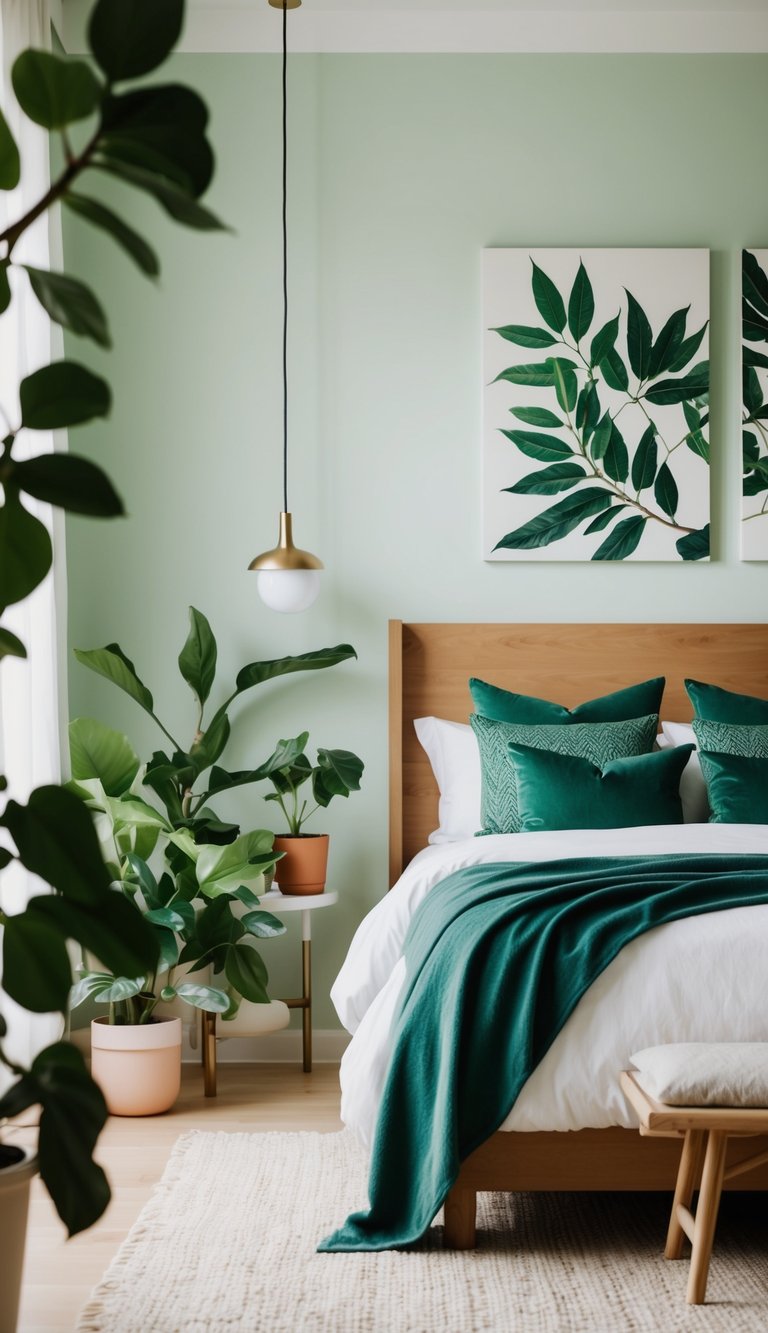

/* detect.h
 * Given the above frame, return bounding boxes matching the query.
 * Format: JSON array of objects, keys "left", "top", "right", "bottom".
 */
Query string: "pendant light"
[{"left": 249, "top": 0, "right": 323, "bottom": 613}]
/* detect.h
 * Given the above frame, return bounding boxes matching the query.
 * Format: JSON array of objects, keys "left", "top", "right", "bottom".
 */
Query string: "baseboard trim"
[{"left": 180, "top": 1026, "right": 349, "bottom": 1064}]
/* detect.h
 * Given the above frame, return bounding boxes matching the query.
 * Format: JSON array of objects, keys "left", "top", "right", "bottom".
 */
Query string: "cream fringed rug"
[{"left": 77, "top": 1130, "right": 768, "bottom": 1333}]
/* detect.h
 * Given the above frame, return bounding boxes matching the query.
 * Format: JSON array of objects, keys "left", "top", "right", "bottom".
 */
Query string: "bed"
[{"left": 333, "top": 622, "right": 768, "bottom": 1249}]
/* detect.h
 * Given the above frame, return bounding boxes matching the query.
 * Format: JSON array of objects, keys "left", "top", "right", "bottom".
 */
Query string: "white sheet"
[{"left": 331, "top": 825, "right": 768, "bottom": 1145}]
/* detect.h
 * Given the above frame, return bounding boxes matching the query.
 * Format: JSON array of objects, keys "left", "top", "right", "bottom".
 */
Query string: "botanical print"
[
  {"left": 483, "top": 249, "right": 710, "bottom": 561},
  {"left": 742, "top": 249, "right": 768, "bottom": 559}
]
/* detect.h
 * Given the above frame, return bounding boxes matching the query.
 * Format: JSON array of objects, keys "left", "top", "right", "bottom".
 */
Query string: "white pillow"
[
  {"left": 413, "top": 716, "right": 481, "bottom": 844},
  {"left": 660, "top": 720, "right": 709, "bottom": 823},
  {"left": 631, "top": 1042, "right": 768, "bottom": 1107}
]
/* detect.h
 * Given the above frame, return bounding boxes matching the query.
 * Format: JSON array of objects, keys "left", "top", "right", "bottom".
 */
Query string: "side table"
[{"left": 201, "top": 888, "right": 338, "bottom": 1095}]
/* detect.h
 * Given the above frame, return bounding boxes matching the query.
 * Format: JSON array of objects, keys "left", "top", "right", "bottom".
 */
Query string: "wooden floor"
[{"left": 16, "top": 1063, "right": 343, "bottom": 1333}]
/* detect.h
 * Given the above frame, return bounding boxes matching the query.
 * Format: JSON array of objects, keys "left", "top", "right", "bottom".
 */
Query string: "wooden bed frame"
[{"left": 387, "top": 621, "right": 768, "bottom": 1247}]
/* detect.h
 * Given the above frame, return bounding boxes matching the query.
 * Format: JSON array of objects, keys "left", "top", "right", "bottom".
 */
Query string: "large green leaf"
[
  {"left": 28, "top": 1042, "right": 109, "bottom": 1236},
  {"left": 599, "top": 347, "right": 629, "bottom": 392},
  {"left": 174, "top": 982, "right": 230, "bottom": 1012},
  {"left": 493, "top": 362, "right": 555, "bottom": 388},
  {"left": 743, "top": 298, "right": 768, "bottom": 343},
  {"left": 583, "top": 504, "right": 628, "bottom": 534},
  {"left": 0, "top": 490, "right": 52, "bottom": 607},
  {"left": 576, "top": 381, "right": 599, "bottom": 438},
  {"left": 25, "top": 267, "right": 111, "bottom": 347},
  {"left": 225, "top": 943, "right": 269, "bottom": 1004},
  {"left": 0, "top": 107, "right": 20, "bottom": 189},
  {"left": 743, "top": 430, "right": 761, "bottom": 470},
  {"left": 499, "top": 429, "right": 573, "bottom": 463},
  {"left": 504, "top": 462, "right": 587, "bottom": 496},
  {"left": 530, "top": 259, "right": 566, "bottom": 333},
  {"left": 509, "top": 406, "right": 563, "bottom": 428},
  {"left": 313, "top": 748, "right": 364, "bottom": 803},
  {"left": 630, "top": 423, "right": 658, "bottom": 492},
  {"left": 493, "top": 487, "right": 613, "bottom": 551},
  {"left": 11, "top": 51, "right": 101, "bottom": 129},
  {"left": 644, "top": 361, "right": 709, "bottom": 406},
  {"left": 743, "top": 250, "right": 768, "bottom": 319},
  {"left": 26, "top": 894, "right": 159, "bottom": 988},
  {"left": 64, "top": 194, "right": 159, "bottom": 278},
  {"left": 589, "top": 412, "right": 613, "bottom": 462},
  {"left": 178, "top": 606, "right": 217, "bottom": 706},
  {"left": 676, "top": 525, "right": 710, "bottom": 561},
  {"left": 20, "top": 360, "right": 111, "bottom": 430},
  {"left": 189, "top": 713, "right": 230, "bottom": 772},
  {"left": 232, "top": 644, "right": 357, "bottom": 699},
  {"left": 549, "top": 357, "right": 577, "bottom": 413},
  {"left": 654, "top": 461, "right": 679, "bottom": 519},
  {"left": 240, "top": 910, "right": 286, "bottom": 939},
  {"left": 95, "top": 159, "right": 226, "bottom": 231},
  {"left": 491, "top": 323, "right": 557, "bottom": 349},
  {"left": 89, "top": 0, "right": 184, "bottom": 81},
  {"left": 591, "top": 514, "right": 646, "bottom": 562},
  {"left": 2, "top": 911, "right": 72, "bottom": 1012},
  {"left": 3, "top": 785, "right": 109, "bottom": 902},
  {"left": 743, "top": 365, "right": 763, "bottom": 415},
  {"left": 196, "top": 829, "right": 275, "bottom": 896},
  {"left": 567, "top": 260, "right": 594, "bottom": 343},
  {"left": 648, "top": 306, "right": 688, "bottom": 379},
  {"left": 589, "top": 313, "right": 619, "bottom": 367},
  {"left": 743, "top": 345, "right": 768, "bottom": 372},
  {"left": 99, "top": 85, "right": 213, "bottom": 198},
  {"left": 668, "top": 321, "right": 708, "bottom": 373},
  {"left": 74, "top": 643, "right": 154, "bottom": 713},
  {"left": 14, "top": 454, "right": 123, "bottom": 517},
  {"left": 602, "top": 421, "right": 629, "bottom": 485},
  {"left": 69, "top": 716, "right": 139, "bottom": 795},
  {"left": 685, "top": 430, "right": 709, "bottom": 462},
  {"left": 625, "top": 289, "right": 653, "bottom": 380}
]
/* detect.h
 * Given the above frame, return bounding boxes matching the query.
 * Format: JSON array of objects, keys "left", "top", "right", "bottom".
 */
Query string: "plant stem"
[{"left": 0, "top": 125, "right": 102, "bottom": 258}]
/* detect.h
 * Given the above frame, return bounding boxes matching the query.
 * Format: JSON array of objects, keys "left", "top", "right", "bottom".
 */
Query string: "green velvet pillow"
[
  {"left": 470, "top": 712, "right": 658, "bottom": 835},
  {"left": 697, "top": 751, "right": 768, "bottom": 824},
  {"left": 686, "top": 679, "right": 768, "bottom": 724},
  {"left": 469, "top": 676, "right": 665, "bottom": 726},
  {"left": 509, "top": 743, "right": 693, "bottom": 833}
]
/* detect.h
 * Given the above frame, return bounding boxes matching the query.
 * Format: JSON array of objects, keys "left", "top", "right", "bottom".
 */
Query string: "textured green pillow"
[
  {"left": 509, "top": 743, "right": 693, "bottom": 833},
  {"left": 469, "top": 676, "right": 665, "bottom": 726},
  {"left": 698, "top": 751, "right": 768, "bottom": 824},
  {"left": 470, "top": 712, "right": 658, "bottom": 835},
  {"left": 693, "top": 718, "right": 768, "bottom": 759},
  {"left": 686, "top": 679, "right": 768, "bottom": 724}
]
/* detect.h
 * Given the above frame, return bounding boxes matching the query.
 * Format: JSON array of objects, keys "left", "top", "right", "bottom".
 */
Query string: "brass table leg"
[
  {"left": 302, "top": 937, "right": 312, "bottom": 1073},
  {"left": 202, "top": 1010, "right": 217, "bottom": 1097}
]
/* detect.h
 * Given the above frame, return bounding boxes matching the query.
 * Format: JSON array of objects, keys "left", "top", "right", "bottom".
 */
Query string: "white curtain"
[{"left": 0, "top": 0, "right": 68, "bottom": 1073}]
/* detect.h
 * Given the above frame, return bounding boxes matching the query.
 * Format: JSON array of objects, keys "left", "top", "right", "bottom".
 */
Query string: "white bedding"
[{"left": 331, "top": 825, "right": 768, "bottom": 1146}]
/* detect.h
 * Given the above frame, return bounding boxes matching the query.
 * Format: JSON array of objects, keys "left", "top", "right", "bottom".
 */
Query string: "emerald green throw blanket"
[{"left": 319, "top": 854, "right": 768, "bottom": 1252}]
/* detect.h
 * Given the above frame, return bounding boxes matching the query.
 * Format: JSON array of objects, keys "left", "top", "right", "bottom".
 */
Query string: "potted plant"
[
  {"left": 0, "top": 0, "right": 227, "bottom": 1324},
  {"left": 262, "top": 733, "right": 364, "bottom": 894}
]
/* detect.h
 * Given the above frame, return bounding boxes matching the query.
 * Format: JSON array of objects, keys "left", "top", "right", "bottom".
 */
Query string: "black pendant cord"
[{"left": 282, "top": 0, "right": 289, "bottom": 515}]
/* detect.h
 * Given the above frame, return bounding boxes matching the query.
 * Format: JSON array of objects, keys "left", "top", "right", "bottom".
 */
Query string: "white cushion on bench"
[{"left": 630, "top": 1042, "right": 768, "bottom": 1108}]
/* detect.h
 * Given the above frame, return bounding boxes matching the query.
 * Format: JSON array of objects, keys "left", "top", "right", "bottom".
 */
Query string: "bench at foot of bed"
[{"left": 442, "top": 1126, "right": 768, "bottom": 1250}]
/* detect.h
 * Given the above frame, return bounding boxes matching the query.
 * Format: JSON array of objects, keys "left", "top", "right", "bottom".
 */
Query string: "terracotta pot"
[
  {"left": 91, "top": 1016, "right": 181, "bottom": 1117},
  {"left": 0, "top": 1144, "right": 37, "bottom": 1333},
  {"left": 273, "top": 833, "right": 329, "bottom": 895}
]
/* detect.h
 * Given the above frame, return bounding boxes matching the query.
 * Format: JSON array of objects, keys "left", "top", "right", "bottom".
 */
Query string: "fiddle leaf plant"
[{"left": 0, "top": 0, "right": 228, "bottom": 1239}]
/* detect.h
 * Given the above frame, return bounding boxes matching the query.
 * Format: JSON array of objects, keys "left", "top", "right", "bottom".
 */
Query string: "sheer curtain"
[{"left": 0, "top": 0, "right": 68, "bottom": 1071}]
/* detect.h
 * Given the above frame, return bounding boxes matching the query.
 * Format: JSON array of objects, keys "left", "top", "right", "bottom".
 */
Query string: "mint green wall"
[{"left": 65, "top": 55, "right": 768, "bottom": 1027}]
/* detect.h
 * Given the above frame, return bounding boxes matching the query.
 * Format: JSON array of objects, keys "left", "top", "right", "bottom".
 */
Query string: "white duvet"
[{"left": 331, "top": 825, "right": 768, "bottom": 1146}]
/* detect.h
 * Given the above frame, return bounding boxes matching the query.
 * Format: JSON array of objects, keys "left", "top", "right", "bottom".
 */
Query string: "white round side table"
[{"left": 258, "top": 889, "right": 339, "bottom": 1073}]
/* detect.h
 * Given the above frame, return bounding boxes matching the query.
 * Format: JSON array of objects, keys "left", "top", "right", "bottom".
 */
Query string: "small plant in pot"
[{"left": 263, "top": 733, "right": 364, "bottom": 895}]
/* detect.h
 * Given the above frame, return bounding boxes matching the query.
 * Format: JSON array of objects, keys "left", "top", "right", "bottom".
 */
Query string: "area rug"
[{"left": 77, "top": 1130, "right": 768, "bottom": 1333}]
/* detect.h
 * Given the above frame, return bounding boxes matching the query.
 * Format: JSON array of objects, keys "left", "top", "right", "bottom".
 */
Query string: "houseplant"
[
  {"left": 262, "top": 732, "right": 364, "bottom": 894},
  {"left": 0, "top": 0, "right": 228, "bottom": 1324}
]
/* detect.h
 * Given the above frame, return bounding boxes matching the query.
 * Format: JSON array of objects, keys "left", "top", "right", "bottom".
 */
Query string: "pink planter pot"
[
  {"left": 91, "top": 1016, "right": 182, "bottom": 1117},
  {"left": 0, "top": 1145, "right": 37, "bottom": 1333}
]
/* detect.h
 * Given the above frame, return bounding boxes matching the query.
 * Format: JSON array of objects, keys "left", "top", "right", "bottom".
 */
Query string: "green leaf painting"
[
  {"left": 483, "top": 249, "right": 710, "bottom": 561},
  {"left": 741, "top": 250, "right": 768, "bottom": 560}
]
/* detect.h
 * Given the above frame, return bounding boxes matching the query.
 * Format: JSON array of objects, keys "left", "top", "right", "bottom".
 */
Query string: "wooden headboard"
[{"left": 388, "top": 621, "right": 768, "bottom": 884}]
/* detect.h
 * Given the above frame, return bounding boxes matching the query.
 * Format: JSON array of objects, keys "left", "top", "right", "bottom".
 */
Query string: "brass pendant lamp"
[{"left": 249, "top": 0, "right": 323, "bottom": 613}]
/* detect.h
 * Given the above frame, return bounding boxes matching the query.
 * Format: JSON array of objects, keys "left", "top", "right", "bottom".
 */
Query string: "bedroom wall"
[{"left": 64, "top": 53, "right": 768, "bottom": 1028}]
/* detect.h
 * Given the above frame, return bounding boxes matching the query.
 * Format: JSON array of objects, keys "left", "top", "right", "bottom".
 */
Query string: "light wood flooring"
[{"left": 16, "top": 1062, "right": 343, "bottom": 1333}]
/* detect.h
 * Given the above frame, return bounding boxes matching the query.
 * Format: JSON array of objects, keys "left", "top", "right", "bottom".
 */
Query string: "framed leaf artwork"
[
  {"left": 483, "top": 249, "right": 710, "bottom": 562},
  {"left": 742, "top": 249, "right": 768, "bottom": 559}
]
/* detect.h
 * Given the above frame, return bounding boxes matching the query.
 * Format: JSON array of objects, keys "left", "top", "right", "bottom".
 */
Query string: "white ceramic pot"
[
  {"left": 218, "top": 998, "right": 290, "bottom": 1038},
  {"left": 0, "top": 1144, "right": 38, "bottom": 1333},
  {"left": 91, "top": 1016, "right": 182, "bottom": 1117}
]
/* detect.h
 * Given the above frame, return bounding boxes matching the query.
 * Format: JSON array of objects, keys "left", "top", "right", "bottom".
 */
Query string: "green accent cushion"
[
  {"left": 686, "top": 679, "right": 768, "bottom": 724},
  {"left": 698, "top": 751, "right": 768, "bottom": 824},
  {"left": 693, "top": 718, "right": 768, "bottom": 758},
  {"left": 509, "top": 743, "right": 693, "bottom": 833},
  {"left": 470, "top": 712, "right": 658, "bottom": 835},
  {"left": 469, "top": 676, "right": 665, "bottom": 725}
]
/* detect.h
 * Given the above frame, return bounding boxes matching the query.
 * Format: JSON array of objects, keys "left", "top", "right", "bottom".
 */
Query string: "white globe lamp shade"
[{"left": 256, "top": 568, "right": 321, "bottom": 614}]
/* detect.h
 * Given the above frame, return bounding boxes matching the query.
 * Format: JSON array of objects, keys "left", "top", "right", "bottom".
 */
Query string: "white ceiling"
[{"left": 61, "top": 0, "right": 768, "bottom": 52}]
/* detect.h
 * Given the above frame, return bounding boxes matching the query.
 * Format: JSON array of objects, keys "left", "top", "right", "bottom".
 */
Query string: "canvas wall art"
[
  {"left": 741, "top": 248, "right": 768, "bottom": 560},
  {"left": 483, "top": 249, "right": 710, "bottom": 562}
]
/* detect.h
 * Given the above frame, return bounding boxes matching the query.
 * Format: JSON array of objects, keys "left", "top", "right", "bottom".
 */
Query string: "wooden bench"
[{"left": 621, "top": 1069, "right": 768, "bottom": 1304}]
